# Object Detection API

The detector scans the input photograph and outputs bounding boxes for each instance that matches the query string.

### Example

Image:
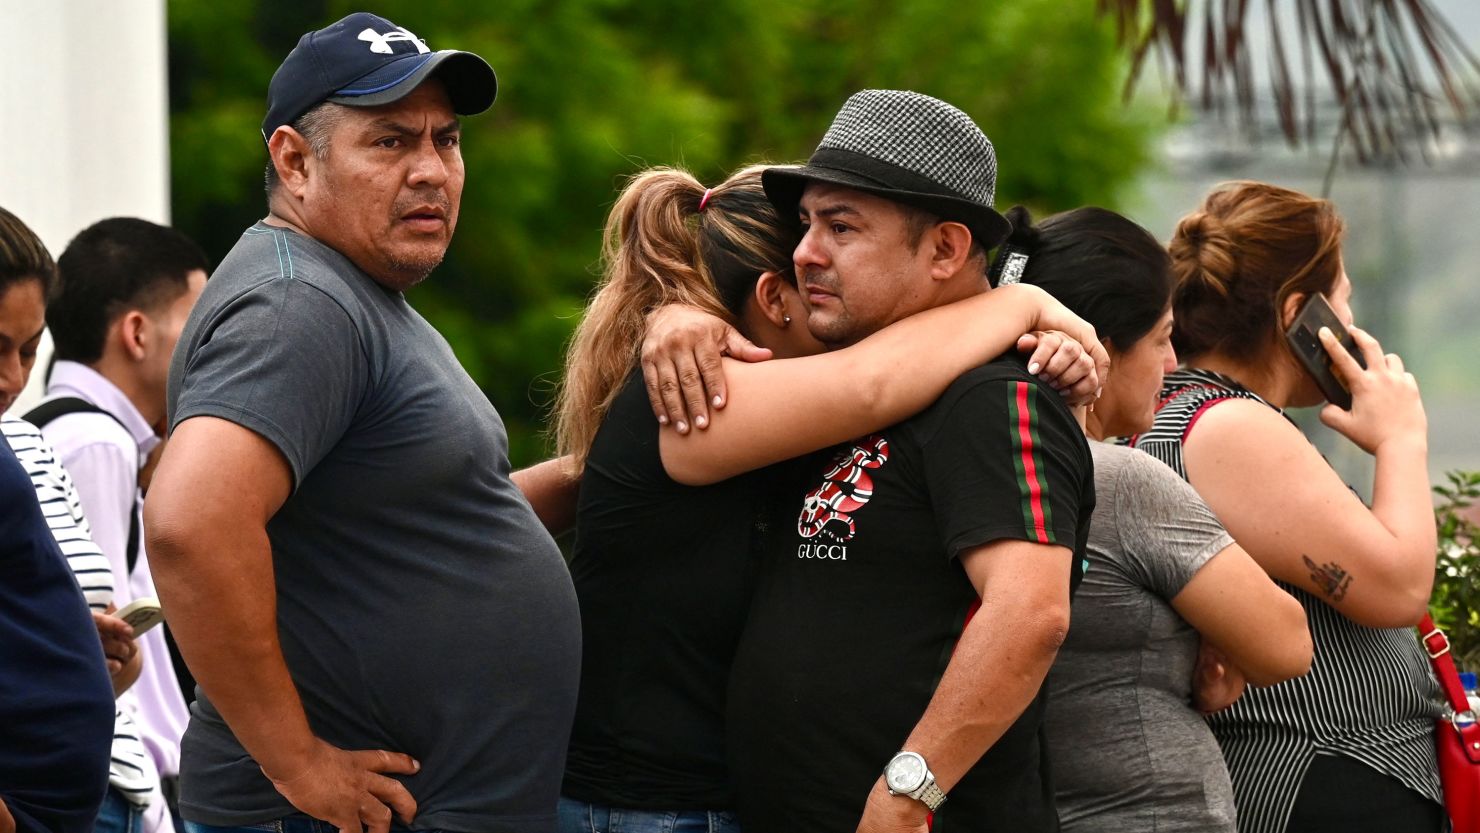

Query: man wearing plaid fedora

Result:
[724,90,1097,832]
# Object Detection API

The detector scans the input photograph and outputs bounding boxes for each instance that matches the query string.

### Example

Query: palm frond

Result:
[1098,0,1480,163]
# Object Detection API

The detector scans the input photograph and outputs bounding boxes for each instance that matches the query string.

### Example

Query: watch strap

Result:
[914,779,947,812]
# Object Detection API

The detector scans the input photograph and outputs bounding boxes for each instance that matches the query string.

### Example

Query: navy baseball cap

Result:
[262,12,497,142]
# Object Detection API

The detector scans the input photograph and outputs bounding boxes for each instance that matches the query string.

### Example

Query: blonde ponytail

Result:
[554,168,731,470]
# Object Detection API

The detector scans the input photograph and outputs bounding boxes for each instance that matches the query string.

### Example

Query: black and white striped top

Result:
[2,415,157,807]
[1130,369,1443,833]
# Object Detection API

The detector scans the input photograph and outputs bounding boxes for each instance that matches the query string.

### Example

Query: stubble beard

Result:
[379,189,455,291]
[799,268,860,349]
[380,249,444,292]
[808,311,857,351]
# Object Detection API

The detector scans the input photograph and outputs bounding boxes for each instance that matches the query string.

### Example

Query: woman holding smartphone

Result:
[1135,181,1443,832]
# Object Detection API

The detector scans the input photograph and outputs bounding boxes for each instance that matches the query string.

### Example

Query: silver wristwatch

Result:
[883,750,947,812]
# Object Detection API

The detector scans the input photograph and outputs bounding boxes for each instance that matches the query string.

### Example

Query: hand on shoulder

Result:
[640,303,771,434]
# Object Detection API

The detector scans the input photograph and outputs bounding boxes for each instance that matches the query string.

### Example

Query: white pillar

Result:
[0,0,171,411]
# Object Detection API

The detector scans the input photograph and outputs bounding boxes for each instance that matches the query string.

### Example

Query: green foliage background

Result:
[1431,472,1480,671]
[167,0,1160,465]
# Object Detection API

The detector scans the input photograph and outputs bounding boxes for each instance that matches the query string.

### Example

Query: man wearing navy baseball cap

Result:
[147,13,580,833]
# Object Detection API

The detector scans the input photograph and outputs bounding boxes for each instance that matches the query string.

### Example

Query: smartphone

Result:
[116,596,165,636]
[1283,293,1366,410]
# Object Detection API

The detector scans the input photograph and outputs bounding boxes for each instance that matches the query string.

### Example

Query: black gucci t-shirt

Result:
[727,357,1095,833]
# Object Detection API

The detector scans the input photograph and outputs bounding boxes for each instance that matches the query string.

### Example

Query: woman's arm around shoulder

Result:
[659,284,1105,485]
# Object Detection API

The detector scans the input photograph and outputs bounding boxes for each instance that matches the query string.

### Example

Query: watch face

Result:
[886,752,927,793]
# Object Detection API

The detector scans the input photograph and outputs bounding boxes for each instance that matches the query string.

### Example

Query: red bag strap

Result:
[1421,614,1471,713]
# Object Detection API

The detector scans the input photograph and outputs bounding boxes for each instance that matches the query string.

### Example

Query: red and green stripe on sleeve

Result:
[1009,381,1056,545]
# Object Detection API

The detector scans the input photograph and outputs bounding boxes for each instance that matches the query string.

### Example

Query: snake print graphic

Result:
[798,434,890,542]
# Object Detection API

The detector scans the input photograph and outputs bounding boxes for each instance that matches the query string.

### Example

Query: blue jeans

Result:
[95,789,144,833]
[185,817,458,833]
[185,819,328,833]
[557,797,740,833]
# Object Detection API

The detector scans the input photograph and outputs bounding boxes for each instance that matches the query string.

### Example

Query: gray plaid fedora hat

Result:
[763,89,1011,250]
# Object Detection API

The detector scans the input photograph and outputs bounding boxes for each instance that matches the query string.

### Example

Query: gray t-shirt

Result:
[167,223,581,833]
[1045,442,1236,833]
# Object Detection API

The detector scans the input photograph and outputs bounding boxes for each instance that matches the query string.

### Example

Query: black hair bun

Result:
[1002,205,1042,253]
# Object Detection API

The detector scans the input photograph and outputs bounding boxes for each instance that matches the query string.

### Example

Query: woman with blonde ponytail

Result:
[1134,181,1444,832]
[553,164,1106,833]
[555,168,744,470]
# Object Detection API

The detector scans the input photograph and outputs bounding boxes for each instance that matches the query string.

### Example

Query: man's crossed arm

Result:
[855,539,1072,833]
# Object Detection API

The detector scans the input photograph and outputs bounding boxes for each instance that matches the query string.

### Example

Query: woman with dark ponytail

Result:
[550,169,1105,832]
[1133,181,1444,833]
[990,205,1312,832]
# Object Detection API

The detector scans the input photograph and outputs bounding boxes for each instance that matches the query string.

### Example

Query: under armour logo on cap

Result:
[262,12,496,143]
[358,26,430,55]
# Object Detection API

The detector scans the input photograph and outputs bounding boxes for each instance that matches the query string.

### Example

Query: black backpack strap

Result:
[24,397,142,574]
[24,396,112,430]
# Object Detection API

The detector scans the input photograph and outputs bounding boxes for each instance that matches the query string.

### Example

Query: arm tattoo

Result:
[1302,555,1353,602]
